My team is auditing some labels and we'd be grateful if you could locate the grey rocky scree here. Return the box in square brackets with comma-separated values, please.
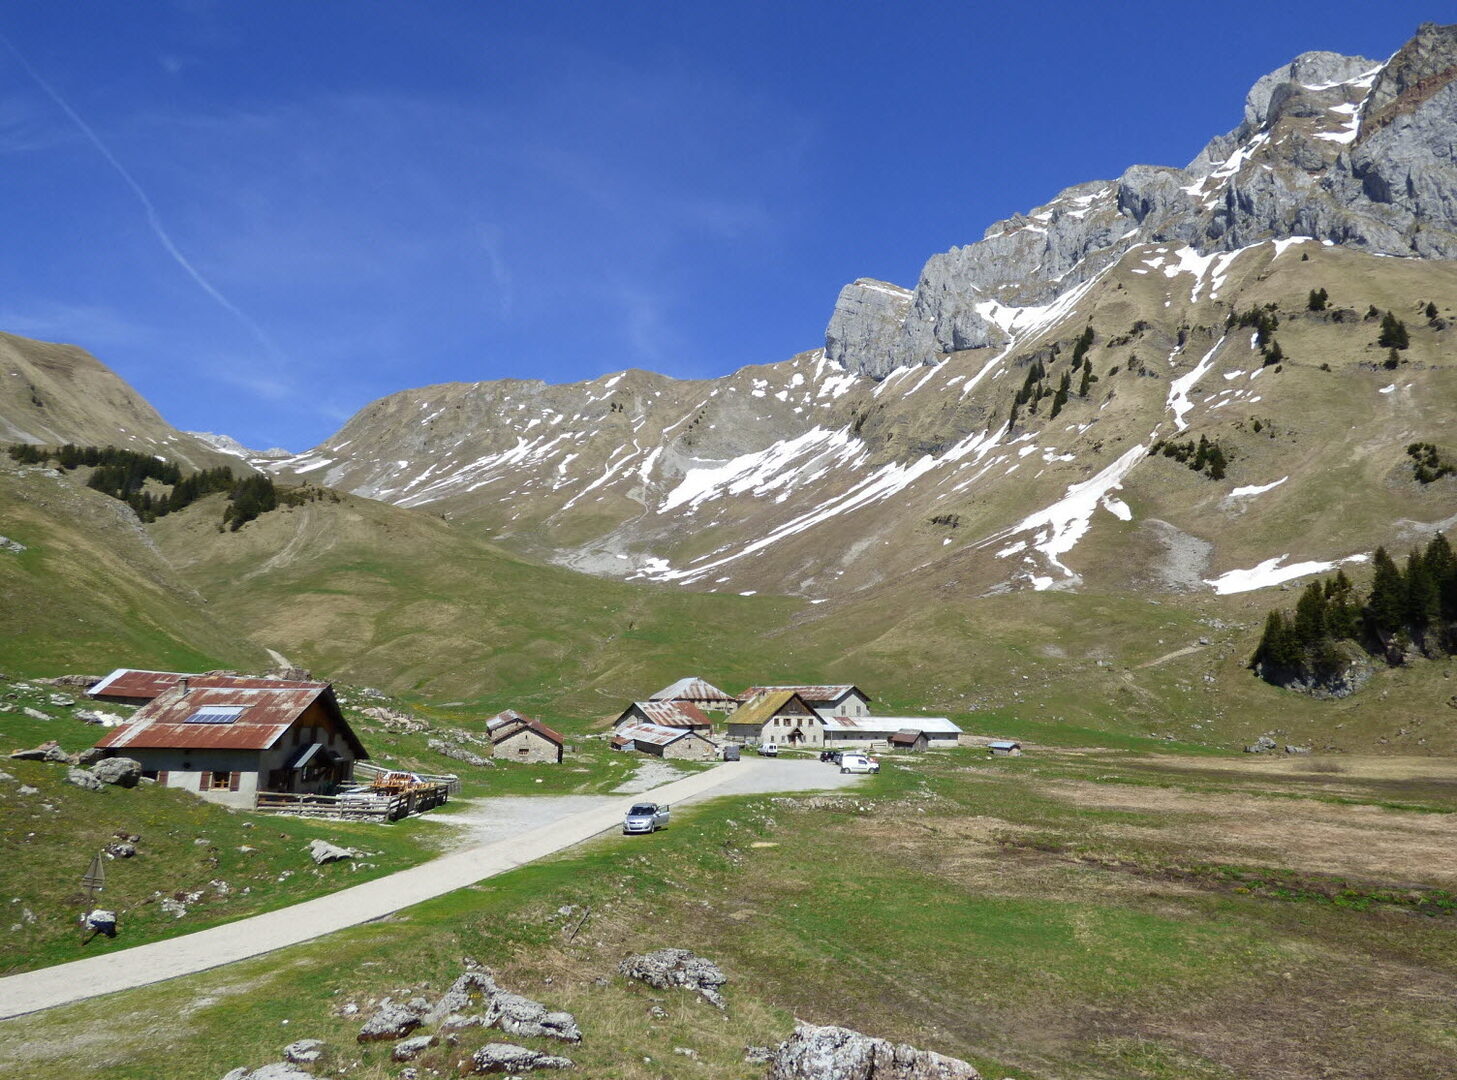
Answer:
[618, 948, 727, 1008]
[469, 1042, 574, 1073]
[766, 1022, 981, 1080]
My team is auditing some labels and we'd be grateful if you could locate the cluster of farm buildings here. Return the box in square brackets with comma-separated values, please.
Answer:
[70, 668, 974, 814]
[607, 677, 963, 760]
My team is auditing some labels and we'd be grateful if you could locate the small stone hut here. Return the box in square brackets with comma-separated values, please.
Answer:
[488, 713, 564, 764]
[612, 721, 719, 760]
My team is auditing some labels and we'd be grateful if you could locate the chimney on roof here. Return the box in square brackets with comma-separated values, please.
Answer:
[178, 675, 190, 694]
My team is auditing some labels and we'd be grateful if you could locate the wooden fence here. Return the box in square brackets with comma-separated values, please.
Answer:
[352, 761, 462, 795]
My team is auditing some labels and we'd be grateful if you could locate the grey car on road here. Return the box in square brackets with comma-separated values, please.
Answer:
[623, 802, 671, 834]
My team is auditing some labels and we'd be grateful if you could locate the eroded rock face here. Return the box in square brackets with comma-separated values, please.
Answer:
[766, 1022, 981, 1080]
[619, 948, 727, 1008]
[825, 25, 1457, 379]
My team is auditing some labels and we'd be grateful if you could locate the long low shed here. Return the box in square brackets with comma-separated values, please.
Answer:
[820, 716, 962, 748]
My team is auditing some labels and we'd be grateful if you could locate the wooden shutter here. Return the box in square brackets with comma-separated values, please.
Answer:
[228, 771, 241, 792]
[157, 770, 169, 786]
[198, 771, 210, 791]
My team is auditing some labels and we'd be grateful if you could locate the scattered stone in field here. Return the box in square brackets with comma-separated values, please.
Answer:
[220, 1063, 314, 1080]
[744, 1045, 774, 1064]
[1244, 735, 1278, 754]
[65, 767, 104, 792]
[0, 535, 26, 554]
[427, 737, 489, 767]
[104, 841, 137, 859]
[649, 1005, 667, 1020]
[17, 785, 37, 796]
[48, 694, 76, 707]
[9, 741, 68, 763]
[160, 898, 189, 919]
[767, 1022, 981, 1080]
[281, 1038, 325, 1063]
[493, 991, 581, 1042]
[91, 757, 143, 787]
[1284, 745, 1312, 754]
[76, 709, 128, 726]
[360, 705, 428, 732]
[0, 771, 13, 783]
[357, 999, 424, 1042]
[83, 910, 116, 936]
[391, 1034, 436, 1061]
[619, 948, 728, 1008]
[468, 1043, 574, 1073]
[193, 837, 211, 846]
[21, 708, 50, 721]
[239, 845, 258, 854]
[673, 1046, 699, 1059]
[73, 747, 107, 766]
[47, 674, 103, 688]
[307, 838, 362, 865]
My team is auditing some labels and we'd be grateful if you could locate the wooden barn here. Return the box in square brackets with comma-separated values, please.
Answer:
[725, 690, 824, 747]
[91, 674, 367, 809]
[889, 729, 930, 752]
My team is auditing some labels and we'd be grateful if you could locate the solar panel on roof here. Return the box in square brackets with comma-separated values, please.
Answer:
[182, 706, 245, 725]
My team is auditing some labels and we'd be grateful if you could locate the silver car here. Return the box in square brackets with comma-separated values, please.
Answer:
[623, 802, 671, 834]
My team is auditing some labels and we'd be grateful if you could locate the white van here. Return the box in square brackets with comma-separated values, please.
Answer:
[839, 754, 879, 774]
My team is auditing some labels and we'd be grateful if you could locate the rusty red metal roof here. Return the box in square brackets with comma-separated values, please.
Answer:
[647, 677, 735, 703]
[89, 668, 327, 704]
[737, 685, 868, 704]
[615, 721, 699, 747]
[95, 682, 367, 758]
[614, 701, 711, 729]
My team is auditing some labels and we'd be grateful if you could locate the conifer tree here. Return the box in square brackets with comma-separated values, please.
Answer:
[1366, 547, 1407, 636]
[1293, 581, 1327, 648]
[1378, 311, 1410, 349]
[1078, 365, 1091, 397]
[1426, 301, 1439, 320]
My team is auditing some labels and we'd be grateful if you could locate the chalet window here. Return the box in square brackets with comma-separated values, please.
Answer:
[210, 771, 233, 790]
[518, 746, 530, 755]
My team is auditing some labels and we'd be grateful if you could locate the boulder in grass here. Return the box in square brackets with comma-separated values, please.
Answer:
[220, 1064, 314, 1080]
[493, 992, 581, 1043]
[281, 1039, 325, 1064]
[307, 838, 361, 865]
[469, 1043, 574, 1073]
[356, 1000, 423, 1042]
[91, 757, 143, 787]
[65, 767, 104, 792]
[9, 741, 69, 763]
[391, 1034, 436, 1061]
[618, 948, 727, 1008]
[766, 1022, 981, 1080]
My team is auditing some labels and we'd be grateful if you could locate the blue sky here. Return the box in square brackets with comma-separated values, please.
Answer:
[0, 3, 1439, 450]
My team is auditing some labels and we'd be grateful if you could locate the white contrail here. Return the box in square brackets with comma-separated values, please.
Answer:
[0, 32, 285, 362]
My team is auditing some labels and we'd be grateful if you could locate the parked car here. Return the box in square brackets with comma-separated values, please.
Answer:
[839, 754, 879, 774]
[721, 744, 741, 761]
[622, 802, 671, 834]
[757, 742, 779, 757]
[819, 750, 843, 764]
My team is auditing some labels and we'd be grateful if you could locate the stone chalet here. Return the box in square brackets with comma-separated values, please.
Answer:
[612, 700, 713, 734]
[647, 676, 739, 713]
[725, 690, 824, 747]
[90, 671, 367, 809]
[737, 684, 871, 721]
[612, 721, 718, 760]
[486, 710, 564, 764]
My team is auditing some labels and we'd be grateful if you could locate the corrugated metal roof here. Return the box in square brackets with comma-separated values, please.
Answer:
[489, 715, 564, 747]
[737, 684, 868, 704]
[486, 709, 529, 731]
[889, 730, 925, 745]
[822, 716, 962, 734]
[95, 682, 367, 758]
[726, 690, 814, 730]
[989, 740, 1022, 749]
[89, 668, 187, 702]
[616, 701, 711, 728]
[648, 677, 734, 703]
[615, 721, 695, 747]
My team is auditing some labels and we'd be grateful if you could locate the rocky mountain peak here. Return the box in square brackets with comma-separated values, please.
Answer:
[824, 23, 1457, 380]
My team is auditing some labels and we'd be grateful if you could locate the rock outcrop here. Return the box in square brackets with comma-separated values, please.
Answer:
[825, 23, 1457, 378]
[307, 839, 362, 865]
[90, 757, 142, 787]
[356, 1000, 424, 1042]
[469, 1043, 574, 1073]
[619, 948, 727, 1008]
[766, 1022, 980, 1080]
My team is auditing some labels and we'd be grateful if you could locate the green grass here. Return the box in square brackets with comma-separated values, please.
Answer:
[5, 747, 1455, 1079]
